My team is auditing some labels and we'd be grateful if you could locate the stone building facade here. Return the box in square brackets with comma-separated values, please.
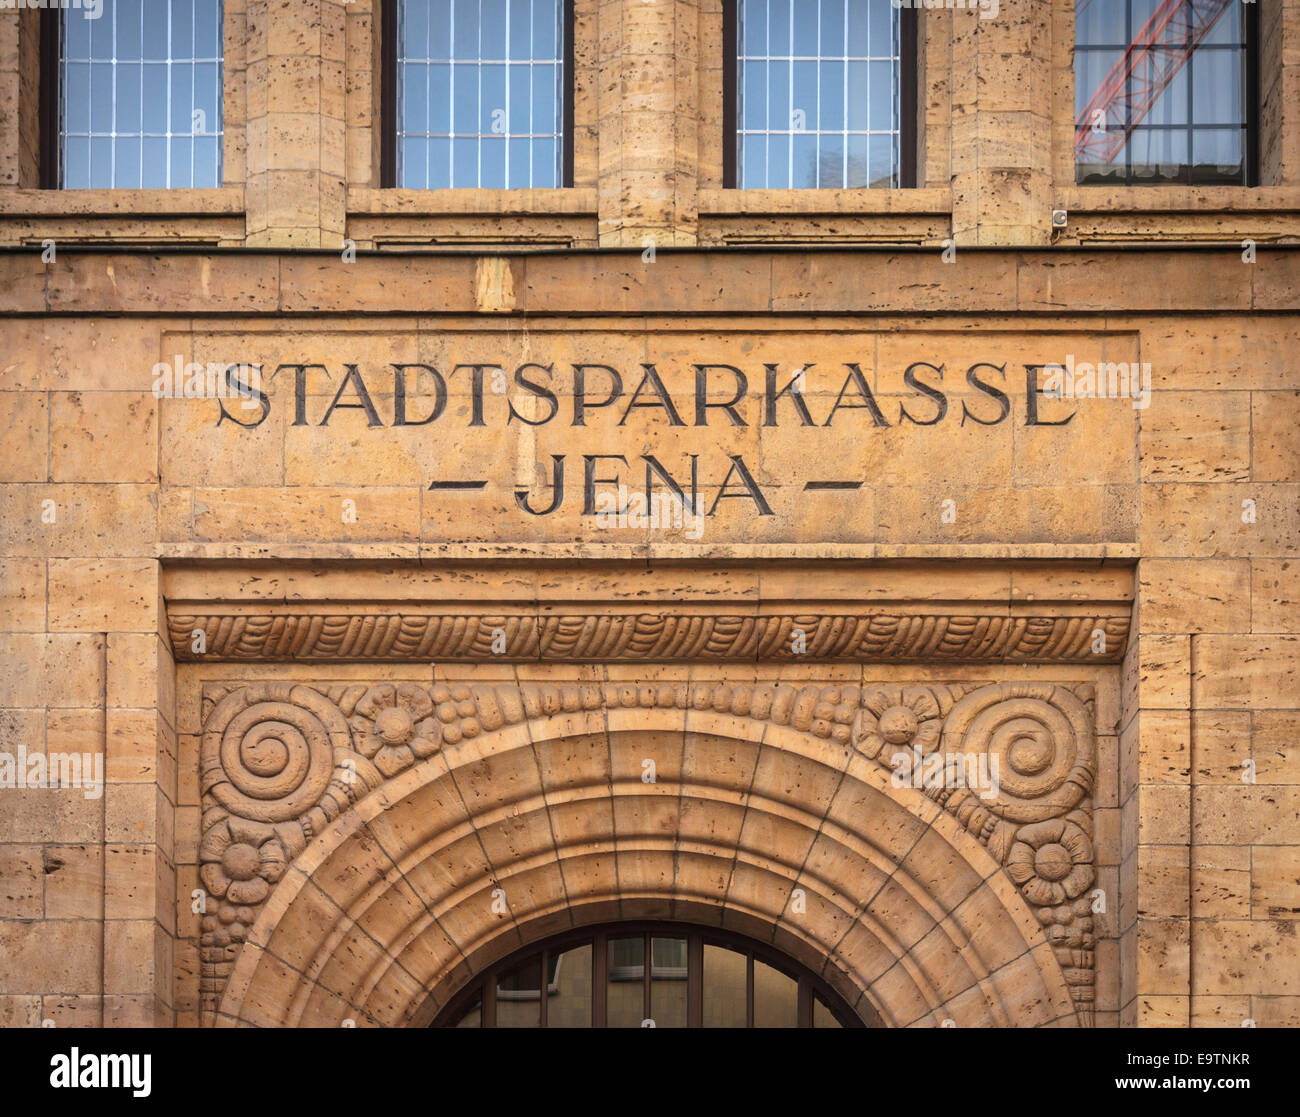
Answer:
[0, 0, 1297, 1029]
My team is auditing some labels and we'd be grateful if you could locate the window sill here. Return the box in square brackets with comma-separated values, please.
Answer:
[0, 186, 246, 245]
[1055, 186, 1300, 243]
[1057, 185, 1300, 213]
[347, 187, 599, 248]
[697, 187, 951, 245]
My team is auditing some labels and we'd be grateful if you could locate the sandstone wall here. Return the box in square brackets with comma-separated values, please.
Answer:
[0, 0, 1297, 1028]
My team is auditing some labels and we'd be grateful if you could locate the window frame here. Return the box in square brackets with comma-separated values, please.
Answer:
[380, 0, 577, 191]
[1072, 0, 1260, 188]
[720, 0, 918, 191]
[432, 920, 868, 1028]
[38, 8, 59, 189]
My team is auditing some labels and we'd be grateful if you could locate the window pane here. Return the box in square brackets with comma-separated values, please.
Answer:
[142, 136, 168, 187]
[495, 953, 541, 1028]
[742, 58, 767, 133]
[868, 0, 893, 56]
[742, 0, 768, 56]
[428, 136, 451, 188]
[481, 63, 507, 133]
[819, 0, 844, 57]
[767, 61, 789, 131]
[61, 1, 224, 189]
[1129, 128, 1189, 183]
[142, 0, 170, 61]
[90, 136, 113, 188]
[868, 133, 895, 188]
[116, 137, 142, 189]
[453, 998, 481, 1028]
[846, 0, 869, 55]
[509, 0, 532, 59]
[753, 959, 798, 1027]
[793, 60, 817, 130]
[171, 136, 194, 187]
[118, 0, 145, 60]
[819, 61, 844, 133]
[453, 64, 479, 134]
[702, 945, 747, 1027]
[428, 63, 452, 132]
[793, 5, 818, 56]
[143, 64, 169, 133]
[532, 136, 558, 188]
[64, 63, 91, 134]
[736, 0, 901, 190]
[454, 0, 481, 57]
[792, 130, 817, 188]
[1191, 50, 1242, 126]
[1144, 63, 1188, 127]
[453, 136, 479, 187]
[813, 996, 842, 1028]
[481, 0, 508, 59]
[767, 132, 790, 188]
[90, 64, 113, 133]
[1191, 128, 1243, 183]
[769, 0, 791, 56]
[818, 134, 844, 188]
[606, 936, 645, 1028]
[868, 59, 893, 131]
[545, 943, 592, 1027]
[481, 135, 506, 186]
[650, 937, 688, 1028]
[846, 130, 869, 187]
[64, 7, 92, 59]
[65, 136, 90, 188]
[170, 64, 194, 134]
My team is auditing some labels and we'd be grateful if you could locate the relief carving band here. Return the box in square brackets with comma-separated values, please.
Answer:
[171, 611, 1130, 663]
[197, 679, 1098, 1029]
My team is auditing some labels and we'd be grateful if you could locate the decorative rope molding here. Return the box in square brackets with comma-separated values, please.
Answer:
[196, 678, 1099, 1027]
[170, 610, 1129, 663]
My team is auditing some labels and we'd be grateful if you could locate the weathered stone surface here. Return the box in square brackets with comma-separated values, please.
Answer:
[0, 4, 1296, 1034]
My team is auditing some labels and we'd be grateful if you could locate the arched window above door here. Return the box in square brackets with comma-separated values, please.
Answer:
[433, 922, 867, 1028]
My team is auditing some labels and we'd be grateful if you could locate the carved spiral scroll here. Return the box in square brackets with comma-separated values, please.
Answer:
[201, 683, 350, 823]
[939, 683, 1095, 823]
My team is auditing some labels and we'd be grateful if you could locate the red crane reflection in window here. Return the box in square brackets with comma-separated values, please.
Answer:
[1074, 0, 1234, 166]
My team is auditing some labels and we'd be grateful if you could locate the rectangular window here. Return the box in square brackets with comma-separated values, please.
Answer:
[1074, 0, 1256, 186]
[389, 0, 572, 189]
[52, 0, 224, 189]
[725, 0, 916, 189]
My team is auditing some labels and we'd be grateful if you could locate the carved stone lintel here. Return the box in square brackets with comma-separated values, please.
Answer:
[196, 679, 1098, 1026]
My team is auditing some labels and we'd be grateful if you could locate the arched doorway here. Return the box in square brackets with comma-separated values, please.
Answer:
[433, 920, 870, 1027]
[198, 679, 1093, 1028]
